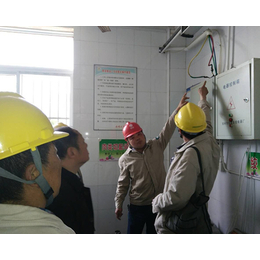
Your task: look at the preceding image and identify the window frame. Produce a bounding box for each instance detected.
[0,65,73,126]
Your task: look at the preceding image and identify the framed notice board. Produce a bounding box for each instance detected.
[94,64,137,130]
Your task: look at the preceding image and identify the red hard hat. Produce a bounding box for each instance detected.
[122,122,142,140]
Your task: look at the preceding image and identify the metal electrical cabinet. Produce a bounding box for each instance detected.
[215,58,260,139]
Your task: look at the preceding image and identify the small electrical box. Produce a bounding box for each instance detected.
[215,58,260,139]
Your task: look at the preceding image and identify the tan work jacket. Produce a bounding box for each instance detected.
[115,111,177,210]
[152,100,220,233]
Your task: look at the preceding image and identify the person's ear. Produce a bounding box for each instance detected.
[126,139,131,147]
[25,164,40,181]
[67,147,77,159]
[178,129,183,139]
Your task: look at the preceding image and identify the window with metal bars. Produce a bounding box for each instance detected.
[0,26,73,127]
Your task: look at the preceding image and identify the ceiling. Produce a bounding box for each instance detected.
[110,26,178,33]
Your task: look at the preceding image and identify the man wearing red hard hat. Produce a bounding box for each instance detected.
[114,95,189,234]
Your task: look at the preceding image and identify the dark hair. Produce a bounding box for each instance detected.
[0,142,52,203]
[53,126,79,160]
[180,129,204,140]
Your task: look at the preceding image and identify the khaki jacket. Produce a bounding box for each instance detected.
[152,100,220,234]
[115,111,177,209]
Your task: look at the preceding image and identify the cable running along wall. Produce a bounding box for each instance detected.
[187,35,218,79]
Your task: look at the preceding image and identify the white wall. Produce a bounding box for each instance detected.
[169,34,187,157]
[73,26,168,233]
[73,26,260,234]
[174,26,260,234]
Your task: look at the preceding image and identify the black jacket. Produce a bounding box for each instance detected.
[47,168,95,234]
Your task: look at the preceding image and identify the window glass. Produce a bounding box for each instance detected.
[0,31,73,70]
[20,74,71,126]
[0,74,16,92]
[0,27,73,126]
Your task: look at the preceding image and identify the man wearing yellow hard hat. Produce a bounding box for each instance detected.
[152,82,220,234]
[115,89,189,234]
[0,93,75,233]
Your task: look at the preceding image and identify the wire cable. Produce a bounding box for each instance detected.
[211,29,222,74]
[226,145,248,233]
[187,35,218,79]
[187,35,209,79]
[209,35,218,75]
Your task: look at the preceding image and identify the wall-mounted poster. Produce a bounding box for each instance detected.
[246,152,260,176]
[99,139,128,161]
[94,64,137,130]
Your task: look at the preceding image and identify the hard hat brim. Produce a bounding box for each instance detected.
[0,131,69,160]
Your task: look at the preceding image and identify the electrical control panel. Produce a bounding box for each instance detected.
[186,77,216,136]
[215,58,260,139]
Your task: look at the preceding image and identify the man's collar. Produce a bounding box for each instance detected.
[128,143,149,153]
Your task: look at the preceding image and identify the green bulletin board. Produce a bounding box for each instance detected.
[99,139,128,161]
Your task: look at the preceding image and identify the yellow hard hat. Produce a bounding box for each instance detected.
[0,91,23,98]
[174,102,207,133]
[54,122,69,129]
[0,93,69,160]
